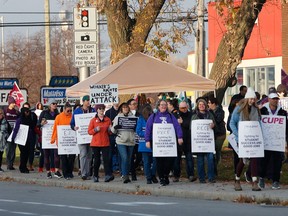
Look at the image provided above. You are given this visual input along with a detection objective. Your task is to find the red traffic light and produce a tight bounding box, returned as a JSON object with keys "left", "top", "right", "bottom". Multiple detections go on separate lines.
{"left": 81, "top": 10, "right": 88, "bottom": 16}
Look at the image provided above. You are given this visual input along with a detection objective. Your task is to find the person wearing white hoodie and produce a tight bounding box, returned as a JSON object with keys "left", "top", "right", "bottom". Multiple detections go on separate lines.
{"left": 258, "top": 92, "right": 288, "bottom": 190}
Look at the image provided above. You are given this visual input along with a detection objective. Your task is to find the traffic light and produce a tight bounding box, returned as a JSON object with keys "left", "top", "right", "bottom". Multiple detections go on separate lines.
{"left": 81, "top": 9, "right": 89, "bottom": 27}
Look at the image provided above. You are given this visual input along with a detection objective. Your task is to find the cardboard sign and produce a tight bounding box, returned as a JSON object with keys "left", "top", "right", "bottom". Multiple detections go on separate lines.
{"left": 90, "top": 84, "right": 118, "bottom": 104}
{"left": 75, "top": 112, "right": 95, "bottom": 144}
{"left": 117, "top": 117, "right": 138, "bottom": 130}
{"left": 42, "top": 120, "right": 57, "bottom": 149}
{"left": 57, "top": 125, "right": 79, "bottom": 155}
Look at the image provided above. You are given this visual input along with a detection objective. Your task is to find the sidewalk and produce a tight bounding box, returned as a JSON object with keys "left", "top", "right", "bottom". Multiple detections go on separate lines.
{"left": 1, "top": 165, "right": 287, "bottom": 204}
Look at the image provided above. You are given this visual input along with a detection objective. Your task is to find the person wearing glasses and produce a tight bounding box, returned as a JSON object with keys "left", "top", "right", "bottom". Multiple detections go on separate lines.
{"left": 177, "top": 101, "right": 197, "bottom": 182}
{"left": 0, "top": 108, "right": 9, "bottom": 172}
{"left": 51, "top": 102, "right": 74, "bottom": 180}
{"left": 111, "top": 102, "right": 136, "bottom": 183}
{"left": 12, "top": 103, "right": 37, "bottom": 173}
{"left": 38, "top": 99, "right": 61, "bottom": 179}
{"left": 70, "top": 95, "right": 95, "bottom": 180}
{"left": 145, "top": 99, "right": 183, "bottom": 186}
{"left": 88, "top": 104, "right": 114, "bottom": 183}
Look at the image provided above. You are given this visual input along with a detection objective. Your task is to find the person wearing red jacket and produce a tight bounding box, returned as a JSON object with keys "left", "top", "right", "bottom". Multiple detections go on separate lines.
{"left": 88, "top": 104, "right": 114, "bottom": 183}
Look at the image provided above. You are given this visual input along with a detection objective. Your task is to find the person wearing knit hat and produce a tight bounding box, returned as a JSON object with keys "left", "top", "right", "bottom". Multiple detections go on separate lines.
{"left": 230, "top": 87, "right": 262, "bottom": 192}
{"left": 82, "top": 95, "right": 90, "bottom": 102}
{"left": 244, "top": 87, "right": 256, "bottom": 99}
{"left": 70, "top": 94, "right": 95, "bottom": 180}
{"left": 5, "top": 96, "right": 20, "bottom": 170}
{"left": 8, "top": 96, "right": 16, "bottom": 105}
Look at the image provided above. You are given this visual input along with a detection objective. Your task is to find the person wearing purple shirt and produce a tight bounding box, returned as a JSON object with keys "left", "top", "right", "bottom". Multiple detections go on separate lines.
{"left": 145, "top": 99, "right": 183, "bottom": 186}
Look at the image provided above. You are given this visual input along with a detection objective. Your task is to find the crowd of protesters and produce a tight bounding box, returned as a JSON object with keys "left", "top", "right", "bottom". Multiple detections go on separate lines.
{"left": 0, "top": 86, "right": 287, "bottom": 192}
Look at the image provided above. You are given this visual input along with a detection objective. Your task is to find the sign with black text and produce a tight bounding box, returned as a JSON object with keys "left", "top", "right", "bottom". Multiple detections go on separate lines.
{"left": 239, "top": 121, "right": 264, "bottom": 158}
{"left": 117, "top": 117, "right": 138, "bottom": 130}
{"left": 90, "top": 84, "right": 118, "bottom": 104}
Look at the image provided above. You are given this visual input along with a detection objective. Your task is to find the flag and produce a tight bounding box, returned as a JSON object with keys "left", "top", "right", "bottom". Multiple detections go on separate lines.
{"left": 9, "top": 82, "right": 24, "bottom": 107}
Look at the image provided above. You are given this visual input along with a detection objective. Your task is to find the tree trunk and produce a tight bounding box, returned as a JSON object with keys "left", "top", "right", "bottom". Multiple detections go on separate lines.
{"left": 209, "top": 0, "right": 266, "bottom": 103}
{"left": 101, "top": 0, "right": 166, "bottom": 63}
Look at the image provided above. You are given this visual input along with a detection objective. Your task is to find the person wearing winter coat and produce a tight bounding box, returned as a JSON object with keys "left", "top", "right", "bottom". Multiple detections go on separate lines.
{"left": 111, "top": 102, "right": 137, "bottom": 183}
{"left": 192, "top": 99, "right": 216, "bottom": 183}
{"left": 136, "top": 104, "right": 158, "bottom": 184}
{"left": 12, "top": 106, "right": 37, "bottom": 173}
{"left": 230, "top": 87, "right": 262, "bottom": 191}
{"left": 145, "top": 99, "right": 183, "bottom": 186}
{"left": 258, "top": 92, "right": 288, "bottom": 190}
{"left": 88, "top": 104, "right": 114, "bottom": 183}
{"left": 0, "top": 108, "right": 9, "bottom": 172}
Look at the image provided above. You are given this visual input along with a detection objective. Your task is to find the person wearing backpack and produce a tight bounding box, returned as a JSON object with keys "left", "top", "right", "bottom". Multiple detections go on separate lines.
{"left": 0, "top": 108, "right": 9, "bottom": 172}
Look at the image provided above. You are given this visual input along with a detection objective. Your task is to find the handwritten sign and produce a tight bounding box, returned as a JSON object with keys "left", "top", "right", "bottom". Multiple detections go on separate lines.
{"left": 75, "top": 112, "right": 95, "bottom": 144}
{"left": 7, "top": 124, "right": 29, "bottom": 146}
{"left": 117, "top": 117, "right": 138, "bottom": 130}
{"left": 191, "top": 119, "right": 215, "bottom": 153}
{"left": 42, "top": 120, "right": 57, "bottom": 149}
{"left": 57, "top": 125, "right": 79, "bottom": 155}
{"left": 261, "top": 115, "right": 286, "bottom": 152}
{"left": 239, "top": 121, "right": 264, "bottom": 158}
{"left": 90, "top": 84, "right": 118, "bottom": 104}
{"left": 152, "top": 123, "right": 177, "bottom": 157}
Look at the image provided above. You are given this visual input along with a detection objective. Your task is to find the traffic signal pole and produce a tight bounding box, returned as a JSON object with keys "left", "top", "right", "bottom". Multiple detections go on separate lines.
{"left": 79, "top": 0, "right": 89, "bottom": 81}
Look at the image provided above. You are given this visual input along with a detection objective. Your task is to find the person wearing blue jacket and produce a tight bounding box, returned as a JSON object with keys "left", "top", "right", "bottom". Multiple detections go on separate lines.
{"left": 145, "top": 99, "right": 183, "bottom": 186}
{"left": 229, "top": 87, "right": 262, "bottom": 191}
{"left": 70, "top": 95, "right": 95, "bottom": 180}
{"left": 136, "top": 104, "right": 158, "bottom": 184}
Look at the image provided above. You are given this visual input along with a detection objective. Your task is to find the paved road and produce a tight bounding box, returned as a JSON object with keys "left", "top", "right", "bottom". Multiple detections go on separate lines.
{"left": 0, "top": 181, "right": 287, "bottom": 216}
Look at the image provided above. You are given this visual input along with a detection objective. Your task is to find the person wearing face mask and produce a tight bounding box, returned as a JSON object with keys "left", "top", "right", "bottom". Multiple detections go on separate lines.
{"left": 111, "top": 102, "right": 136, "bottom": 183}
{"left": 230, "top": 87, "right": 262, "bottom": 191}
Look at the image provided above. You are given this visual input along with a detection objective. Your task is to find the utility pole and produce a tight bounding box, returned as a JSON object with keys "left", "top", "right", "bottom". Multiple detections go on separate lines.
{"left": 78, "top": 0, "right": 89, "bottom": 81}
{"left": 0, "top": 16, "right": 4, "bottom": 77}
{"left": 45, "top": 0, "right": 51, "bottom": 85}
{"left": 96, "top": 11, "right": 100, "bottom": 72}
{"left": 195, "top": 0, "right": 206, "bottom": 78}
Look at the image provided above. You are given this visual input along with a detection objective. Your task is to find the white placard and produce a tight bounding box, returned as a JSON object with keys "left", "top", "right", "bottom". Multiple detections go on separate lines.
{"left": 42, "top": 120, "right": 57, "bottom": 149}
{"left": 191, "top": 119, "right": 215, "bottom": 153}
{"left": 57, "top": 125, "right": 79, "bottom": 155}
{"left": 90, "top": 84, "right": 118, "bottom": 104}
{"left": 261, "top": 115, "right": 286, "bottom": 152}
{"left": 239, "top": 121, "right": 264, "bottom": 158}
{"left": 152, "top": 123, "right": 177, "bottom": 157}
{"left": 7, "top": 124, "right": 29, "bottom": 146}
{"left": 75, "top": 112, "right": 95, "bottom": 144}
{"left": 227, "top": 134, "right": 239, "bottom": 155}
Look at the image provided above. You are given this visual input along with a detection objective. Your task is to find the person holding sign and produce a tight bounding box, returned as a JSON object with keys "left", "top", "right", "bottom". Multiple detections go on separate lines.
{"left": 111, "top": 102, "right": 136, "bottom": 184}
{"left": 38, "top": 99, "right": 61, "bottom": 179}
{"left": 230, "top": 87, "right": 262, "bottom": 191}
{"left": 12, "top": 105, "right": 37, "bottom": 173}
{"left": 258, "top": 92, "right": 288, "bottom": 190}
{"left": 51, "top": 102, "right": 74, "bottom": 180}
{"left": 70, "top": 95, "right": 95, "bottom": 181}
{"left": 145, "top": 99, "right": 183, "bottom": 186}
{"left": 88, "top": 104, "right": 114, "bottom": 183}
{"left": 192, "top": 98, "right": 216, "bottom": 184}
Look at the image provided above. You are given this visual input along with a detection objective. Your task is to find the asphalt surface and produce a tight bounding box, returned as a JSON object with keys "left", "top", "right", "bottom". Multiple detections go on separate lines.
{"left": 1, "top": 165, "right": 288, "bottom": 204}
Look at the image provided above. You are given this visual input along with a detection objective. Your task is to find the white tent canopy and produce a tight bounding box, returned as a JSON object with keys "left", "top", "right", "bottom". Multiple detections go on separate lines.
{"left": 66, "top": 52, "right": 215, "bottom": 97}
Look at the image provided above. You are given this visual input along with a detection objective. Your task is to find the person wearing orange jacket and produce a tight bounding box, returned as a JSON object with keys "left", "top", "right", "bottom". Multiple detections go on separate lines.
{"left": 88, "top": 104, "right": 114, "bottom": 183}
{"left": 51, "top": 102, "right": 74, "bottom": 180}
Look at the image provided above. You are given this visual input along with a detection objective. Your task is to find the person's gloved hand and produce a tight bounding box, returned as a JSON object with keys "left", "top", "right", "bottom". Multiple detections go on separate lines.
{"left": 114, "top": 125, "right": 122, "bottom": 130}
